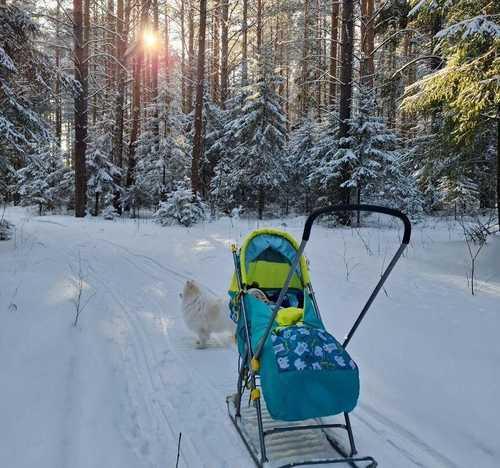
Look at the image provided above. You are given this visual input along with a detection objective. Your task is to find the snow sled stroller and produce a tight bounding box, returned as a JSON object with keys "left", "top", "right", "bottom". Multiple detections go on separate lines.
{"left": 226, "top": 205, "right": 411, "bottom": 468}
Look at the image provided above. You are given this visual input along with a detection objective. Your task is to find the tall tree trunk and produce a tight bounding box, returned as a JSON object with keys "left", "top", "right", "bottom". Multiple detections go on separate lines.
{"left": 360, "top": 0, "right": 374, "bottom": 87}
{"left": 329, "top": 0, "right": 339, "bottom": 107}
{"left": 126, "top": 55, "right": 143, "bottom": 187}
{"left": 315, "top": 0, "right": 322, "bottom": 119}
{"left": 181, "top": 0, "right": 186, "bottom": 111}
{"left": 211, "top": 0, "right": 220, "bottom": 103}
{"left": 339, "top": 0, "right": 354, "bottom": 204}
{"left": 73, "top": 0, "right": 89, "bottom": 217}
{"left": 186, "top": 0, "right": 195, "bottom": 113}
{"left": 285, "top": 1, "right": 291, "bottom": 126}
{"left": 106, "top": 0, "right": 115, "bottom": 93}
{"left": 256, "top": 0, "right": 263, "bottom": 54}
{"left": 300, "top": 0, "right": 310, "bottom": 118}
{"left": 152, "top": 0, "right": 159, "bottom": 138}
{"left": 55, "top": 1, "right": 62, "bottom": 147}
{"left": 241, "top": 0, "right": 248, "bottom": 86}
{"left": 220, "top": 0, "right": 229, "bottom": 107}
{"left": 164, "top": 5, "right": 171, "bottom": 119}
{"left": 126, "top": 0, "right": 151, "bottom": 187}
{"left": 112, "top": 0, "right": 128, "bottom": 169}
{"left": 191, "top": 0, "right": 208, "bottom": 195}
{"left": 90, "top": 0, "right": 98, "bottom": 125}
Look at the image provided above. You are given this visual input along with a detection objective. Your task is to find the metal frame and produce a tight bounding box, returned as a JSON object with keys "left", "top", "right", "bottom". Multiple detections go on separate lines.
{"left": 228, "top": 204, "right": 412, "bottom": 468}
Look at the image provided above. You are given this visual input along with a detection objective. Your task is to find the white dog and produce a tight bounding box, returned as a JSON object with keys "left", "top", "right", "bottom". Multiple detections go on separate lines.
{"left": 180, "top": 279, "right": 234, "bottom": 348}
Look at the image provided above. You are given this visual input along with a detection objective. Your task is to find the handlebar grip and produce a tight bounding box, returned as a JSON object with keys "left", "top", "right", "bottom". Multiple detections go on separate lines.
{"left": 302, "top": 204, "right": 412, "bottom": 244}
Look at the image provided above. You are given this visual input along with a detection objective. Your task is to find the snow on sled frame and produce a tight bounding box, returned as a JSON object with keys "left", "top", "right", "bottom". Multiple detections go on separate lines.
{"left": 227, "top": 205, "right": 411, "bottom": 468}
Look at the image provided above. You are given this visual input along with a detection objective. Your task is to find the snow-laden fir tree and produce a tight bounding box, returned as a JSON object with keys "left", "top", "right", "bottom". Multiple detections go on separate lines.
{"left": 382, "top": 149, "right": 424, "bottom": 217}
{"left": 350, "top": 89, "right": 422, "bottom": 216}
{"left": 311, "top": 89, "right": 423, "bottom": 219}
{"left": 307, "top": 110, "right": 340, "bottom": 202}
{"left": 339, "top": 89, "right": 401, "bottom": 207}
{"left": 135, "top": 107, "right": 190, "bottom": 208}
{"left": 287, "top": 118, "right": 317, "bottom": 212}
{"left": 209, "top": 91, "right": 248, "bottom": 214}
{"left": 16, "top": 145, "right": 74, "bottom": 215}
{"left": 218, "top": 49, "right": 288, "bottom": 219}
{"left": 0, "top": 3, "right": 73, "bottom": 167}
{"left": 438, "top": 174, "right": 480, "bottom": 216}
{"left": 86, "top": 121, "right": 122, "bottom": 216}
{"left": 201, "top": 97, "right": 228, "bottom": 200}
{"left": 153, "top": 180, "right": 207, "bottom": 227}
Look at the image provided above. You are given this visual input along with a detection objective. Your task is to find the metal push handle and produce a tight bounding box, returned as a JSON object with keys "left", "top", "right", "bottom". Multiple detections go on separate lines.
{"left": 302, "top": 204, "right": 411, "bottom": 348}
{"left": 254, "top": 204, "right": 411, "bottom": 359}
{"left": 303, "top": 204, "right": 411, "bottom": 244}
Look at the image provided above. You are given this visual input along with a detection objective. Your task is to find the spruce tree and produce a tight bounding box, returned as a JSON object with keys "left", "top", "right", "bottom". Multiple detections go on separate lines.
{"left": 226, "top": 49, "right": 288, "bottom": 219}
{"left": 86, "top": 122, "right": 122, "bottom": 216}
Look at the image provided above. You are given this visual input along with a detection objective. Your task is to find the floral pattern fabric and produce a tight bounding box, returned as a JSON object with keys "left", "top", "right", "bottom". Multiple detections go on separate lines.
{"left": 271, "top": 326, "right": 357, "bottom": 373}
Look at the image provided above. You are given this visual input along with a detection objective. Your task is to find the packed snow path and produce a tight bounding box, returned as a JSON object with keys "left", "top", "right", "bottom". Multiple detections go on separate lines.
{"left": 1, "top": 208, "right": 499, "bottom": 468}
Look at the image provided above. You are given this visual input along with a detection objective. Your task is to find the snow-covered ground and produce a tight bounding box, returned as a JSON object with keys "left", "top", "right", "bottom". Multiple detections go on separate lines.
{"left": 1, "top": 207, "right": 499, "bottom": 468}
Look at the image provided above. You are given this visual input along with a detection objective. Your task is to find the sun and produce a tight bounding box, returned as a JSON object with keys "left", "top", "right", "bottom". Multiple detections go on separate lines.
{"left": 143, "top": 29, "right": 157, "bottom": 49}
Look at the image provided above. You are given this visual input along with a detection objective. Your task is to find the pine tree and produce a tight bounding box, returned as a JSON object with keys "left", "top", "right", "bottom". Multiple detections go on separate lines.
{"left": 135, "top": 106, "right": 190, "bottom": 208}
{"left": 288, "top": 118, "right": 317, "bottom": 211}
{"left": 0, "top": 3, "right": 68, "bottom": 168}
{"left": 86, "top": 122, "right": 122, "bottom": 216}
{"left": 308, "top": 110, "right": 340, "bottom": 203}
{"left": 405, "top": 0, "right": 500, "bottom": 223}
{"left": 17, "top": 145, "right": 74, "bottom": 215}
{"left": 226, "top": 50, "right": 288, "bottom": 219}
{"left": 201, "top": 97, "right": 227, "bottom": 198}
{"left": 153, "top": 180, "right": 207, "bottom": 226}
{"left": 343, "top": 89, "right": 401, "bottom": 206}
{"left": 438, "top": 174, "right": 479, "bottom": 216}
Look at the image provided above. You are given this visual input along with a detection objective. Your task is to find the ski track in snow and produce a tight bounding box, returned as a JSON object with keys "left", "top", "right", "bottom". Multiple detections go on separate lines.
{"left": 1, "top": 208, "right": 499, "bottom": 468}
{"left": 76, "top": 236, "right": 247, "bottom": 468}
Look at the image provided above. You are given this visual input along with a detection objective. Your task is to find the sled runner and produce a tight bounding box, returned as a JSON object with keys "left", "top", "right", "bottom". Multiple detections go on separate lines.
{"left": 227, "top": 205, "right": 411, "bottom": 467}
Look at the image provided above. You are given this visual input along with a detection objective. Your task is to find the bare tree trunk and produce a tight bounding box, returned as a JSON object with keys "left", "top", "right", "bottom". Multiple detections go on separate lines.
{"left": 315, "top": 0, "right": 322, "bottom": 119}
{"left": 186, "top": 0, "right": 195, "bottom": 113}
{"left": 241, "top": 0, "right": 248, "bottom": 86}
{"left": 191, "top": 0, "right": 208, "bottom": 195}
{"left": 211, "top": 0, "right": 220, "bottom": 103}
{"left": 360, "top": 0, "right": 374, "bottom": 87}
{"left": 329, "top": 0, "right": 339, "bottom": 107}
{"left": 181, "top": 0, "right": 186, "bottom": 111}
{"left": 164, "top": 4, "right": 171, "bottom": 118}
{"left": 339, "top": 0, "right": 354, "bottom": 205}
{"left": 55, "top": 1, "right": 62, "bottom": 148}
{"left": 220, "top": 0, "right": 229, "bottom": 107}
{"left": 300, "top": 0, "right": 310, "bottom": 118}
{"left": 90, "top": 0, "right": 98, "bottom": 125}
{"left": 73, "top": 0, "right": 89, "bottom": 217}
{"left": 126, "top": 55, "right": 142, "bottom": 187}
{"left": 256, "top": 0, "right": 263, "bottom": 54}
{"left": 126, "top": 0, "right": 151, "bottom": 187}
{"left": 112, "top": 0, "right": 128, "bottom": 169}
{"left": 285, "top": 1, "right": 291, "bottom": 126}
{"left": 106, "top": 0, "right": 115, "bottom": 92}
{"left": 152, "top": 0, "right": 159, "bottom": 138}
